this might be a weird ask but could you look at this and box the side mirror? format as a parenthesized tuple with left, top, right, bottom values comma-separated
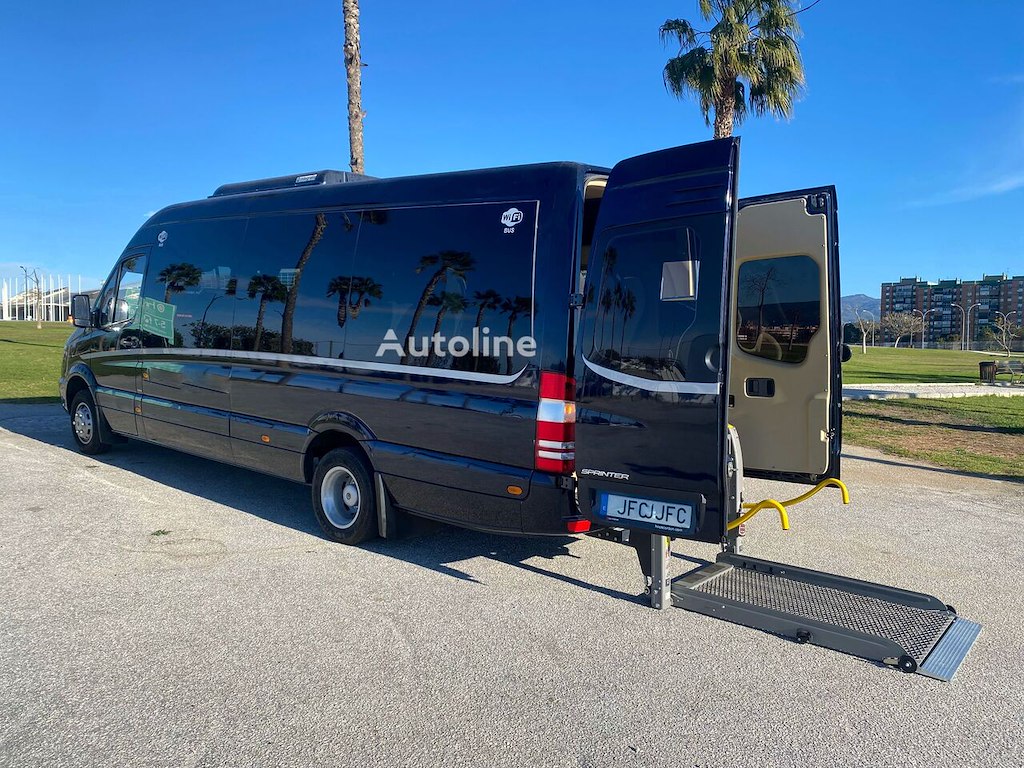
(71, 294, 92, 328)
(840, 343, 853, 363)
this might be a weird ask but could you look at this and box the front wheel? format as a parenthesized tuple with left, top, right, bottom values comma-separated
(70, 390, 111, 455)
(311, 448, 378, 544)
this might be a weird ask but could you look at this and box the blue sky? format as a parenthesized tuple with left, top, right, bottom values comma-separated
(1, 0, 1022, 296)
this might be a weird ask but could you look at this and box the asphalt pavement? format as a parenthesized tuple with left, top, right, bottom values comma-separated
(1, 403, 1022, 768)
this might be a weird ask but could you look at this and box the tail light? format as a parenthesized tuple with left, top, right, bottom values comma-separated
(535, 371, 575, 474)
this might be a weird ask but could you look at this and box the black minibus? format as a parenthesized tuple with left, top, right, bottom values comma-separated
(61, 137, 842, 546)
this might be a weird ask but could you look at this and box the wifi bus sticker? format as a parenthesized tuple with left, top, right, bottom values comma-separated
(501, 207, 523, 233)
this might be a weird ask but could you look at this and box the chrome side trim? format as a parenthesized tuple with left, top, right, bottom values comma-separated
(582, 357, 720, 395)
(82, 348, 529, 385)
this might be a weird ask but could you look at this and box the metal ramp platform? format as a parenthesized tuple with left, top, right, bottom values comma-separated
(671, 553, 981, 682)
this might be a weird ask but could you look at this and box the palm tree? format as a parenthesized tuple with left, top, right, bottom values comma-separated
(661, 0, 805, 139)
(599, 287, 614, 352)
(246, 274, 287, 351)
(472, 288, 503, 371)
(425, 291, 468, 366)
(281, 213, 328, 354)
(326, 276, 353, 327)
(348, 277, 383, 321)
(620, 288, 637, 351)
(500, 296, 532, 374)
(472, 289, 503, 332)
(329, 275, 384, 329)
(343, 0, 365, 173)
(157, 263, 202, 304)
(610, 283, 624, 353)
(402, 250, 475, 362)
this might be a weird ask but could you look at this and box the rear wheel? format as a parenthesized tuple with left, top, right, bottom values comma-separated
(311, 447, 377, 544)
(70, 390, 111, 455)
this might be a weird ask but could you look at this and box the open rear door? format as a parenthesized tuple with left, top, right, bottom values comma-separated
(729, 187, 841, 484)
(575, 138, 739, 543)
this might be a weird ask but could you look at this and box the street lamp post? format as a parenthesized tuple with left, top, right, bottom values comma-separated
(911, 308, 938, 350)
(965, 302, 982, 352)
(952, 303, 967, 351)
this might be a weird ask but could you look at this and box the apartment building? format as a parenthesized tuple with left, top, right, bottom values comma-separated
(879, 274, 1024, 344)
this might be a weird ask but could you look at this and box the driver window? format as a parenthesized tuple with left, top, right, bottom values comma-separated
(112, 255, 147, 324)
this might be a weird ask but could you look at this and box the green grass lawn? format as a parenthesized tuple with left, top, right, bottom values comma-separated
(842, 346, 1018, 384)
(844, 396, 1024, 479)
(0, 322, 74, 403)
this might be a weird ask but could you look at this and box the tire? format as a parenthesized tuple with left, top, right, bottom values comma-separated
(311, 447, 377, 544)
(70, 390, 111, 455)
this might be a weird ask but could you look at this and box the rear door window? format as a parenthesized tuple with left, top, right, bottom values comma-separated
(584, 223, 712, 384)
(735, 255, 821, 364)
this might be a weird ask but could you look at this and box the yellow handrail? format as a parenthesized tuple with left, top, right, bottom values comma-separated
(727, 498, 789, 531)
(732, 479, 850, 532)
(774, 479, 847, 507)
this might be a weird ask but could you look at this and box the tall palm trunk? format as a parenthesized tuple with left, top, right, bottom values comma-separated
(342, 0, 365, 174)
(504, 313, 518, 375)
(402, 270, 446, 362)
(713, 77, 736, 139)
(336, 295, 348, 328)
(425, 307, 448, 366)
(281, 213, 327, 353)
(254, 295, 268, 351)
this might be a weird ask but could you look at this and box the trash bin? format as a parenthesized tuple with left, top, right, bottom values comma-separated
(979, 361, 997, 384)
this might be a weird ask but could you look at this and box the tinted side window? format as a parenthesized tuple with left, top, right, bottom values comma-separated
(140, 219, 247, 348)
(111, 254, 147, 323)
(736, 255, 821, 364)
(344, 202, 538, 374)
(235, 211, 359, 356)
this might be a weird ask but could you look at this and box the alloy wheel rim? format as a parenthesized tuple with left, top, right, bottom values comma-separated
(320, 466, 361, 529)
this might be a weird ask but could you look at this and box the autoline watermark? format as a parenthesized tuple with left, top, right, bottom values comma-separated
(376, 327, 537, 358)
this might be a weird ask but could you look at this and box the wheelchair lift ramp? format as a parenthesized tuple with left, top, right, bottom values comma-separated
(672, 553, 981, 682)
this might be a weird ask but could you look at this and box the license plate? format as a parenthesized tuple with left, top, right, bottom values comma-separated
(598, 492, 694, 531)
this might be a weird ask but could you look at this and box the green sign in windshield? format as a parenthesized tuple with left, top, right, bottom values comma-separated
(140, 297, 175, 342)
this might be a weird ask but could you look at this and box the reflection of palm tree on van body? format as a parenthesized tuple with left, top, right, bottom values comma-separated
(425, 291, 468, 366)
(609, 283, 624, 356)
(281, 213, 328, 354)
(472, 289, 503, 371)
(471, 289, 503, 332)
(619, 288, 637, 352)
(157, 263, 202, 304)
(402, 250, 475, 362)
(500, 296, 532, 374)
(246, 275, 288, 352)
(596, 247, 619, 353)
(327, 275, 384, 328)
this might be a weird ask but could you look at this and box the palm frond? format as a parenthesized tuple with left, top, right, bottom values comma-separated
(659, 18, 698, 48)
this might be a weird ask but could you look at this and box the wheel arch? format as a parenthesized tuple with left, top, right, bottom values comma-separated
(303, 428, 373, 484)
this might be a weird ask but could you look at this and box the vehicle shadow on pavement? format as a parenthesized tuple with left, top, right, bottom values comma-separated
(363, 516, 648, 603)
(1, 403, 645, 603)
